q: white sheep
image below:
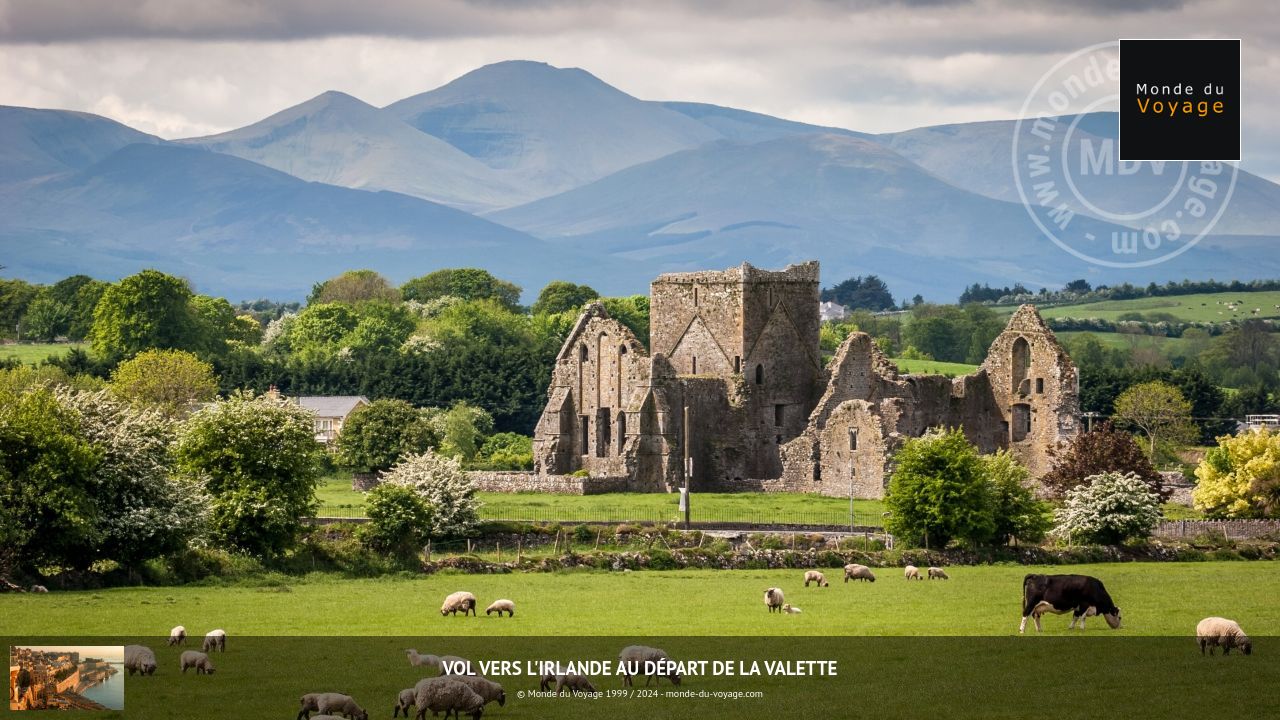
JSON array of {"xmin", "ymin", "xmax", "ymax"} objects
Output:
[
  {"xmin": 123, "ymin": 645, "xmax": 157, "ymax": 676},
  {"xmin": 179, "ymin": 650, "xmax": 215, "ymax": 675},
  {"xmin": 168, "ymin": 625, "xmax": 187, "ymax": 646},
  {"xmin": 904, "ymin": 565, "xmax": 923, "ymax": 581},
  {"xmin": 764, "ymin": 587, "xmax": 785, "ymax": 613},
  {"xmin": 30, "ymin": 584, "xmax": 48, "ymax": 593},
  {"xmin": 803, "ymin": 571, "xmax": 829, "ymax": 587},
  {"xmin": 202, "ymin": 629, "xmax": 226, "ymax": 653},
  {"xmin": 555, "ymin": 674, "xmax": 597, "ymax": 696},
  {"xmin": 928, "ymin": 567, "xmax": 949, "ymax": 580},
  {"xmin": 618, "ymin": 645, "xmax": 682, "ymax": 687},
  {"xmin": 485, "ymin": 599, "xmax": 515, "ymax": 617},
  {"xmin": 297, "ymin": 692, "xmax": 369, "ymax": 720},
  {"xmin": 405, "ymin": 649, "xmax": 442, "ymax": 670},
  {"xmin": 782, "ymin": 604, "xmax": 802, "ymax": 614},
  {"xmin": 393, "ymin": 688, "xmax": 416, "ymax": 718},
  {"xmin": 843, "ymin": 564, "xmax": 876, "ymax": 583},
  {"xmin": 1196, "ymin": 617, "xmax": 1253, "ymax": 656},
  {"xmin": 445, "ymin": 675, "xmax": 506, "ymax": 707},
  {"xmin": 413, "ymin": 677, "xmax": 486, "ymax": 720},
  {"xmin": 441, "ymin": 591, "xmax": 478, "ymax": 617},
  {"xmin": 539, "ymin": 662, "xmax": 571, "ymax": 691}
]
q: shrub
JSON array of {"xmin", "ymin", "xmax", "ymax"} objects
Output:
[
  {"xmin": 379, "ymin": 451, "xmax": 481, "ymax": 539},
  {"xmin": 473, "ymin": 432, "xmax": 534, "ymax": 470},
  {"xmin": 360, "ymin": 484, "xmax": 433, "ymax": 559},
  {"xmin": 885, "ymin": 429, "xmax": 994, "ymax": 547},
  {"xmin": 1053, "ymin": 472, "xmax": 1162, "ymax": 545},
  {"xmin": 983, "ymin": 450, "xmax": 1051, "ymax": 544},
  {"xmin": 1042, "ymin": 422, "xmax": 1164, "ymax": 498},
  {"xmin": 1193, "ymin": 429, "xmax": 1280, "ymax": 518},
  {"xmin": 334, "ymin": 399, "xmax": 437, "ymax": 473}
]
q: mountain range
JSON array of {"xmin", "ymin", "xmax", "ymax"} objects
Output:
[{"xmin": 2, "ymin": 60, "xmax": 1277, "ymax": 301}]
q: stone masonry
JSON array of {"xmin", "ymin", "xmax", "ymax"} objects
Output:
[{"xmin": 532, "ymin": 262, "xmax": 1079, "ymax": 498}]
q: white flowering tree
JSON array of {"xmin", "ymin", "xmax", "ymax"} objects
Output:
[
  {"xmin": 379, "ymin": 451, "xmax": 481, "ymax": 538},
  {"xmin": 1053, "ymin": 471, "xmax": 1162, "ymax": 545}
]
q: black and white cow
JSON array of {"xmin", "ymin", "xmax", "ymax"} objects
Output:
[{"xmin": 1020, "ymin": 574, "xmax": 1121, "ymax": 633}]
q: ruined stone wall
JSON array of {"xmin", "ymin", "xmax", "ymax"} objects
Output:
[
  {"xmin": 466, "ymin": 471, "xmax": 629, "ymax": 495},
  {"xmin": 651, "ymin": 267, "xmax": 747, "ymax": 369}
]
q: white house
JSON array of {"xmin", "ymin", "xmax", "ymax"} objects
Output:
[{"xmin": 294, "ymin": 396, "xmax": 369, "ymax": 443}]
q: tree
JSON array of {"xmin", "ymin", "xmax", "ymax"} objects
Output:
[
  {"xmin": 334, "ymin": 399, "xmax": 438, "ymax": 473},
  {"xmin": 110, "ymin": 349, "xmax": 218, "ymax": 417},
  {"xmin": 360, "ymin": 483, "xmax": 433, "ymax": 559},
  {"xmin": 378, "ymin": 451, "xmax": 481, "ymax": 538},
  {"xmin": 983, "ymin": 450, "xmax": 1051, "ymax": 544},
  {"xmin": 309, "ymin": 270, "xmax": 400, "ymax": 305},
  {"xmin": 1041, "ymin": 422, "xmax": 1164, "ymax": 498},
  {"xmin": 1113, "ymin": 381, "xmax": 1198, "ymax": 458},
  {"xmin": 474, "ymin": 432, "xmax": 534, "ymax": 470},
  {"xmin": 90, "ymin": 269, "xmax": 197, "ymax": 359},
  {"xmin": 532, "ymin": 281, "xmax": 600, "ymax": 315},
  {"xmin": 1053, "ymin": 472, "xmax": 1161, "ymax": 545},
  {"xmin": 21, "ymin": 293, "xmax": 72, "ymax": 342},
  {"xmin": 1193, "ymin": 430, "xmax": 1280, "ymax": 518},
  {"xmin": 400, "ymin": 268, "xmax": 522, "ymax": 311},
  {"xmin": 285, "ymin": 303, "xmax": 358, "ymax": 354},
  {"xmin": 600, "ymin": 295, "xmax": 650, "ymax": 348},
  {"xmin": 430, "ymin": 402, "xmax": 494, "ymax": 463},
  {"xmin": 0, "ymin": 278, "xmax": 38, "ymax": 341},
  {"xmin": 884, "ymin": 429, "xmax": 995, "ymax": 547},
  {"xmin": 174, "ymin": 391, "xmax": 321, "ymax": 557},
  {"xmin": 1064, "ymin": 279, "xmax": 1092, "ymax": 293},
  {"xmin": 820, "ymin": 275, "xmax": 895, "ymax": 311}
]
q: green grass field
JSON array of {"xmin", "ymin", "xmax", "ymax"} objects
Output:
[
  {"xmin": 5, "ymin": 563, "xmax": 1274, "ymax": 719},
  {"xmin": 1010, "ymin": 291, "xmax": 1280, "ymax": 323},
  {"xmin": 1057, "ymin": 330, "xmax": 1193, "ymax": 354},
  {"xmin": 0, "ymin": 341, "xmax": 85, "ymax": 364},
  {"xmin": 889, "ymin": 357, "xmax": 980, "ymax": 376}
]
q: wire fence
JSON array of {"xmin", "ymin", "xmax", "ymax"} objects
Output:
[{"xmin": 312, "ymin": 504, "xmax": 887, "ymax": 530}]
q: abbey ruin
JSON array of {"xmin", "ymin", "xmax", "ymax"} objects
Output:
[{"xmin": 531, "ymin": 262, "xmax": 1079, "ymax": 498}]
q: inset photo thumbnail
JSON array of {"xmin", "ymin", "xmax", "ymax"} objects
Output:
[{"xmin": 9, "ymin": 646, "xmax": 124, "ymax": 711}]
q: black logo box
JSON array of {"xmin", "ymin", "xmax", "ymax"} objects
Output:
[{"xmin": 1120, "ymin": 39, "xmax": 1240, "ymax": 162}]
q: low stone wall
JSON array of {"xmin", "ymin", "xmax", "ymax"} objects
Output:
[
  {"xmin": 465, "ymin": 471, "xmax": 629, "ymax": 495},
  {"xmin": 1155, "ymin": 519, "xmax": 1280, "ymax": 540}
]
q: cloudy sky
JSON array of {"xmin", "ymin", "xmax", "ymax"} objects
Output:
[{"xmin": 2, "ymin": 0, "xmax": 1276, "ymax": 178}]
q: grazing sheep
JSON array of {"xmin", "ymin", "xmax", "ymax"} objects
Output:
[
  {"xmin": 485, "ymin": 599, "xmax": 515, "ymax": 617},
  {"xmin": 904, "ymin": 565, "xmax": 923, "ymax": 581},
  {"xmin": 803, "ymin": 571, "xmax": 829, "ymax": 587},
  {"xmin": 393, "ymin": 688, "xmax": 417, "ymax": 718},
  {"xmin": 298, "ymin": 692, "xmax": 369, "ymax": 720},
  {"xmin": 202, "ymin": 629, "xmax": 226, "ymax": 653},
  {"xmin": 618, "ymin": 645, "xmax": 682, "ymax": 687},
  {"xmin": 1196, "ymin": 617, "xmax": 1253, "ymax": 656},
  {"xmin": 441, "ymin": 591, "xmax": 478, "ymax": 617},
  {"xmin": 30, "ymin": 585, "xmax": 48, "ymax": 593},
  {"xmin": 540, "ymin": 662, "xmax": 572, "ymax": 691},
  {"xmin": 928, "ymin": 567, "xmax": 949, "ymax": 580},
  {"xmin": 555, "ymin": 674, "xmax": 597, "ymax": 696},
  {"xmin": 782, "ymin": 604, "xmax": 802, "ymax": 614},
  {"xmin": 123, "ymin": 645, "xmax": 157, "ymax": 676},
  {"xmin": 445, "ymin": 675, "xmax": 506, "ymax": 708},
  {"xmin": 764, "ymin": 587, "xmax": 785, "ymax": 613},
  {"xmin": 168, "ymin": 625, "xmax": 187, "ymax": 646},
  {"xmin": 843, "ymin": 564, "xmax": 876, "ymax": 583},
  {"xmin": 179, "ymin": 650, "xmax": 215, "ymax": 675},
  {"xmin": 406, "ymin": 649, "xmax": 442, "ymax": 670},
  {"xmin": 413, "ymin": 677, "xmax": 486, "ymax": 720}
]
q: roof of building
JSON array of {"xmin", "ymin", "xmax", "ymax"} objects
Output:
[{"xmin": 294, "ymin": 396, "xmax": 369, "ymax": 418}]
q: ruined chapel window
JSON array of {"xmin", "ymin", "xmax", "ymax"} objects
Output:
[
  {"xmin": 692, "ymin": 356, "xmax": 698, "ymax": 374},
  {"xmin": 619, "ymin": 345, "xmax": 627, "ymax": 355},
  {"xmin": 1036, "ymin": 378, "xmax": 1044, "ymax": 394},
  {"xmin": 1011, "ymin": 337, "xmax": 1030, "ymax": 393},
  {"xmin": 579, "ymin": 415, "xmax": 590, "ymax": 455},
  {"xmin": 734, "ymin": 356, "xmax": 741, "ymax": 373},
  {"xmin": 849, "ymin": 428, "xmax": 858, "ymax": 451},
  {"xmin": 580, "ymin": 344, "xmax": 589, "ymax": 362},
  {"xmin": 693, "ymin": 285, "xmax": 699, "ymax": 307},
  {"xmin": 774, "ymin": 404, "xmax": 785, "ymax": 426},
  {"xmin": 755, "ymin": 364, "xmax": 764, "ymax": 385},
  {"xmin": 617, "ymin": 412, "xmax": 627, "ymax": 452}
]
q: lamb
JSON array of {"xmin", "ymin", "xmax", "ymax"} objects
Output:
[
  {"xmin": 803, "ymin": 571, "xmax": 829, "ymax": 587},
  {"xmin": 202, "ymin": 629, "xmax": 226, "ymax": 653},
  {"xmin": 406, "ymin": 649, "xmax": 442, "ymax": 670},
  {"xmin": 485, "ymin": 599, "xmax": 515, "ymax": 617},
  {"xmin": 555, "ymin": 674, "xmax": 597, "ymax": 696},
  {"xmin": 441, "ymin": 591, "xmax": 478, "ymax": 617},
  {"xmin": 413, "ymin": 677, "xmax": 486, "ymax": 720},
  {"xmin": 297, "ymin": 692, "xmax": 369, "ymax": 720},
  {"xmin": 168, "ymin": 625, "xmax": 187, "ymax": 646},
  {"xmin": 843, "ymin": 564, "xmax": 876, "ymax": 583},
  {"xmin": 123, "ymin": 645, "xmax": 157, "ymax": 676},
  {"xmin": 904, "ymin": 565, "xmax": 923, "ymax": 581},
  {"xmin": 782, "ymin": 604, "xmax": 802, "ymax": 614},
  {"xmin": 179, "ymin": 650, "xmax": 215, "ymax": 675},
  {"xmin": 444, "ymin": 675, "xmax": 506, "ymax": 708},
  {"xmin": 928, "ymin": 567, "xmax": 950, "ymax": 580},
  {"xmin": 618, "ymin": 645, "xmax": 682, "ymax": 687},
  {"xmin": 393, "ymin": 688, "xmax": 417, "ymax": 718},
  {"xmin": 1196, "ymin": 617, "xmax": 1253, "ymax": 656}
]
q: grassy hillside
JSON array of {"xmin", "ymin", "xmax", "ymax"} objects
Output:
[
  {"xmin": 1003, "ymin": 291, "xmax": 1280, "ymax": 323},
  {"xmin": 0, "ymin": 341, "xmax": 85, "ymax": 364},
  {"xmin": 1056, "ymin": 331, "xmax": 1193, "ymax": 353},
  {"xmin": 890, "ymin": 357, "xmax": 979, "ymax": 376}
]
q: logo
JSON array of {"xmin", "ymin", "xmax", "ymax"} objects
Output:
[{"xmin": 1012, "ymin": 41, "xmax": 1237, "ymax": 268}]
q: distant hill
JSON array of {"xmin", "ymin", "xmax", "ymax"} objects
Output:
[{"xmin": 0, "ymin": 106, "xmax": 160, "ymax": 184}]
